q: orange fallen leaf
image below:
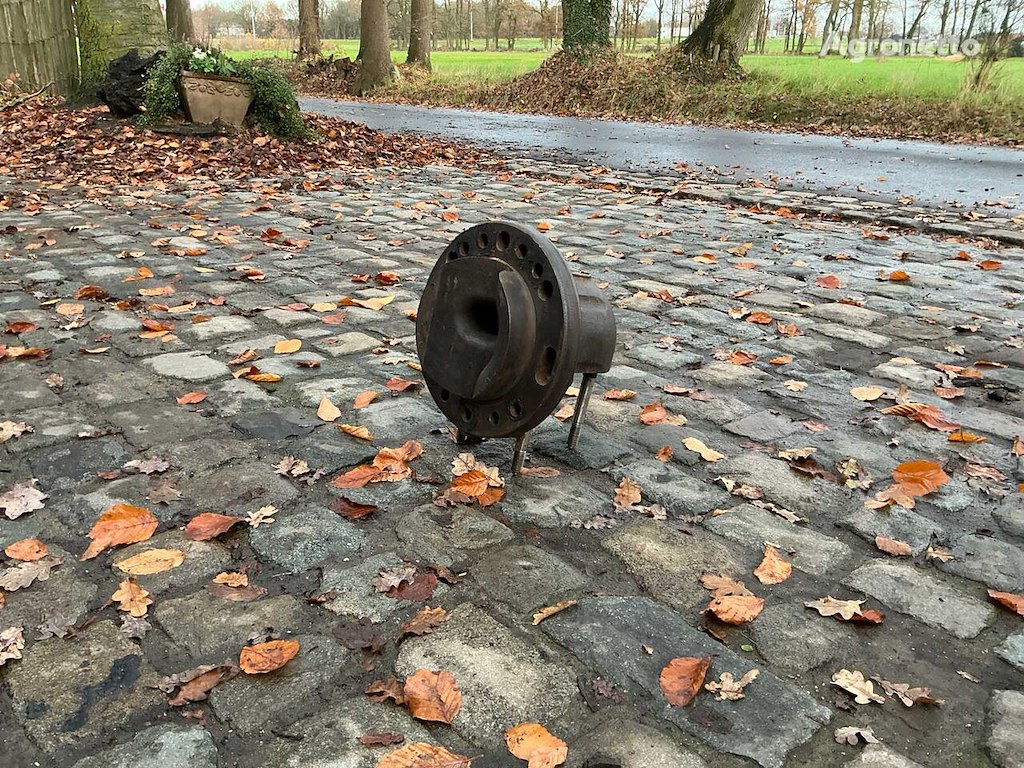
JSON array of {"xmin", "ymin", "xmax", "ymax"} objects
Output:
[
  {"xmin": 403, "ymin": 669, "xmax": 462, "ymax": 725},
  {"xmin": 978, "ymin": 259, "xmax": 1002, "ymax": 271},
  {"xmin": 988, "ymin": 589, "xmax": 1024, "ymax": 616},
  {"xmin": 317, "ymin": 396, "xmax": 342, "ymax": 422},
  {"xmin": 273, "ymin": 339, "xmax": 302, "ymax": 354},
  {"xmin": 176, "ymin": 391, "xmax": 207, "ymax": 405},
  {"xmin": 707, "ymin": 594, "xmax": 765, "ymax": 624},
  {"xmin": 660, "ymin": 656, "xmax": 711, "ymax": 707},
  {"xmin": 239, "ymin": 639, "xmax": 300, "ymax": 674},
  {"xmin": 4, "ymin": 538, "xmax": 48, "ymax": 561},
  {"xmin": 891, "ymin": 459, "xmax": 950, "ymax": 496},
  {"xmin": 603, "ymin": 389, "xmax": 637, "ymax": 401},
  {"xmin": 376, "ymin": 743, "xmax": 472, "ymax": 768},
  {"xmin": 816, "ymin": 275, "xmax": 842, "ymax": 289},
  {"xmin": 882, "ymin": 403, "xmax": 959, "ymax": 432},
  {"xmin": 639, "ymin": 401, "xmax": 668, "ymax": 425},
  {"xmin": 746, "ymin": 311, "xmax": 773, "ymax": 324},
  {"xmin": 183, "ymin": 512, "xmax": 246, "ymax": 541},
  {"xmin": 655, "ymin": 445, "xmax": 673, "ymax": 462},
  {"xmin": 769, "ymin": 354, "xmax": 794, "ymax": 365},
  {"xmin": 753, "ymin": 545, "xmax": 792, "ymax": 585},
  {"xmin": 875, "ymin": 536, "xmax": 913, "ymax": 557},
  {"xmin": 339, "ymin": 424, "xmax": 373, "ymax": 441},
  {"xmin": 354, "ymin": 390, "xmax": 380, "ymax": 409},
  {"xmin": 111, "ymin": 577, "xmax": 153, "ymax": 617},
  {"xmin": 948, "ymin": 430, "xmax": 987, "ymax": 443},
  {"xmin": 81, "ymin": 504, "xmax": 159, "ymax": 560},
  {"xmin": 505, "ymin": 722, "xmax": 568, "ymax": 768},
  {"xmin": 532, "ymin": 600, "xmax": 578, "ymax": 626}
]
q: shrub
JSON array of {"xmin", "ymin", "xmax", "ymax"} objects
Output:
[{"xmin": 143, "ymin": 44, "xmax": 313, "ymax": 140}]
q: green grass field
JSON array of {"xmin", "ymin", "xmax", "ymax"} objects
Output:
[{"xmin": 221, "ymin": 36, "xmax": 1024, "ymax": 100}]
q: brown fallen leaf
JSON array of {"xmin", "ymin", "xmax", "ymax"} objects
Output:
[
  {"xmin": 183, "ymin": 512, "xmax": 246, "ymax": 541},
  {"xmin": 0, "ymin": 556, "xmax": 62, "ymax": 591},
  {"xmin": 0, "ymin": 421, "xmax": 32, "ymax": 443},
  {"xmin": 206, "ymin": 582, "xmax": 268, "ymax": 602},
  {"xmin": 705, "ymin": 668, "xmax": 760, "ymax": 700},
  {"xmin": 112, "ymin": 577, "xmax": 153, "ymax": 618},
  {"xmin": 753, "ymin": 545, "xmax": 792, "ymax": 585},
  {"xmin": 330, "ymin": 497, "xmax": 379, "ymax": 520},
  {"xmin": 660, "ymin": 656, "xmax": 711, "ymax": 707},
  {"xmin": 340, "ymin": 296, "xmax": 395, "ymax": 311},
  {"xmin": 850, "ymin": 386, "xmax": 884, "ymax": 402},
  {"xmin": 0, "ymin": 627, "xmax": 25, "ymax": 667},
  {"xmin": 0, "ymin": 479, "xmax": 47, "ymax": 520},
  {"xmin": 403, "ymin": 669, "xmax": 462, "ymax": 725},
  {"xmin": 160, "ymin": 663, "xmax": 239, "ymax": 706},
  {"xmin": 358, "ymin": 731, "xmax": 405, "ymax": 747},
  {"xmin": 213, "ymin": 571, "xmax": 248, "ymax": 587},
  {"xmin": 376, "ymin": 743, "xmax": 471, "ymax": 768},
  {"xmin": 3, "ymin": 538, "xmax": 48, "ymax": 562},
  {"xmin": 339, "ymin": 424, "xmax": 374, "ymax": 441},
  {"xmin": 655, "ymin": 445, "xmax": 674, "ymax": 462},
  {"xmin": 988, "ymin": 589, "xmax": 1024, "ymax": 616},
  {"xmin": 834, "ymin": 726, "xmax": 879, "ymax": 746},
  {"xmin": 707, "ymin": 594, "xmax": 765, "ymax": 625},
  {"xmin": 805, "ymin": 596, "xmax": 885, "ymax": 624},
  {"xmin": 874, "ymin": 536, "xmax": 913, "ymax": 557},
  {"xmin": 832, "ymin": 668, "xmax": 886, "ymax": 704},
  {"xmin": 354, "ymin": 390, "xmax": 380, "ymax": 409},
  {"xmin": 239, "ymin": 639, "xmax": 300, "ymax": 674},
  {"xmin": 115, "ymin": 548, "xmax": 185, "ymax": 575},
  {"xmin": 532, "ymin": 600, "xmax": 578, "ymax": 626},
  {"xmin": 881, "ymin": 403, "xmax": 959, "ymax": 433},
  {"xmin": 613, "ymin": 478, "xmax": 642, "ymax": 510},
  {"xmin": 639, "ymin": 401, "xmax": 669, "ymax": 425},
  {"xmin": 873, "ymin": 676, "xmax": 944, "ymax": 707},
  {"xmin": 398, "ymin": 606, "xmax": 449, "ymax": 642},
  {"xmin": 505, "ymin": 722, "xmax": 568, "ymax": 768},
  {"xmin": 603, "ymin": 389, "xmax": 637, "ymax": 401},
  {"xmin": 81, "ymin": 504, "xmax": 159, "ymax": 560},
  {"xmin": 176, "ymin": 391, "xmax": 208, "ymax": 405},
  {"xmin": 365, "ymin": 677, "xmax": 405, "ymax": 705}
]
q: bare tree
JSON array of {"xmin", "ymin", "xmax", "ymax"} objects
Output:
[
  {"xmin": 297, "ymin": 0, "xmax": 321, "ymax": 58},
  {"xmin": 654, "ymin": 0, "xmax": 667, "ymax": 45},
  {"xmin": 167, "ymin": 0, "xmax": 197, "ymax": 42},
  {"xmin": 354, "ymin": 0, "xmax": 393, "ymax": 93},
  {"xmin": 407, "ymin": 0, "xmax": 432, "ymax": 66}
]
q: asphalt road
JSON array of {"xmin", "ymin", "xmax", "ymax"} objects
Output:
[{"xmin": 301, "ymin": 97, "xmax": 1024, "ymax": 214}]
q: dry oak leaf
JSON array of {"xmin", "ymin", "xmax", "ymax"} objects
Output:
[
  {"xmin": 988, "ymin": 589, "xmax": 1024, "ymax": 617},
  {"xmin": 375, "ymin": 743, "xmax": 472, "ymax": 768},
  {"xmin": 613, "ymin": 478, "xmax": 642, "ymax": 510},
  {"xmin": 682, "ymin": 437, "xmax": 726, "ymax": 462},
  {"xmin": 0, "ymin": 421, "xmax": 32, "ymax": 443},
  {"xmin": 366, "ymin": 677, "xmax": 406, "ymax": 705},
  {"xmin": 753, "ymin": 545, "xmax": 792, "ymax": 585},
  {"xmin": 399, "ymin": 606, "xmax": 449, "ymax": 642},
  {"xmin": 1, "ymin": 480, "xmax": 47, "ymax": 520},
  {"xmin": 274, "ymin": 339, "xmax": 302, "ymax": 354},
  {"xmin": 0, "ymin": 556, "xmax": 62, "ymax": 591},
  {"xmin": 4, "ymin": 538, "xmax": 48, "ymax": 562},
  {"xmin": 81, "ymin": 504, "xmax": 159, "ymax": 560},
  {"xmin": 881, "ymin": 403, "xmax": 959, "ymax": 433},
  {"xmin": 834, "ymin": 726, "xmax": 879, "ymax": 746},
  {"xmin": 660, "ymin": 656, "xmax": 711, "ymax": 707},
  {"xmin": 339, "ymin": 424, "xmax": 374, "ymax": 441},
  {"xmin": 115, "ymin": 548, "xmax": 185, "ymax": 575},
  {"xmin": 317, "ymin": 396, "xmax": 342, "ymax": 422},
  {"xmin": 805, "ymin": 596, "xmax": 884, "ymax": 624},
  {"xmin": 161, "ymin": 663, "xmax": 239, "ymax": 706},
  {"xmin": 112, "ymin": 577, "xmax": 153, "ymax": 617},
  {"xmin": 0, "ymin": 627, "xmax": 26, "ymax": 667},
  {"xmin": 403, "ymin": 669, "xmax": 462, "ymax": 725},
  {"xmin": 705, "ymin": 668, "xmax": 760, "ymax": 701},
  {"xmin": 505, "ymin": 722, "xmax": 568, "ymax": 768},
  {"xmin": 240, "ymin": 639, "xmax": 300, "ymax": 674},
  {"xmin": 532, "ymin": 600, "xmax": 578, "ymax": 626},
  {"xmin": 873, "ymin": 677, "xmax": 944, "ymax": 707},
  {"xmin": 184, "ymin": 513, "xmax": 245, "ymax": 541},
  {"xmin": 214, "ymin": 571, "xmax": 249, "ymax": 587},
  {"xmin": 832, "ymin": 669, "xmax": 886, "ymax": 704},
  {"xmin": 874, "ymin": 536, "xmax": 913, "ymax": 557},
  {"xmin": 603, "ymin": 389, "xmax": 637, "ymax": 401},
  {"xmin": 850, "ymin": 386, "xmax": 884, "ymax": 402}
]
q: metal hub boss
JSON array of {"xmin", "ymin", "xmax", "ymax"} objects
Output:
[{"xmin": 416, "ymin": 221, "xmax": 616, "ymax": 472}]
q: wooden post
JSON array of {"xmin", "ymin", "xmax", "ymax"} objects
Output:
[{"xmin": 0, "ymin": 0, "xmax": 79, "ymax": 95}]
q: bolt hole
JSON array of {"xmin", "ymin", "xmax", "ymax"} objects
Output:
[
  {"xmin": 488, "ymin": 411, "xmax": 500, "ymax": 425},
  {"xmin": 440, "ymin": 389, "xmax": 450, "ymax": 401},
  {"xmin": 458, "ymin": 241, "xmax": 470, "ymax": 256},
  {"xmin": 538, "ymin": 280, "xmax": 554, "ymax": 300},
  {"xmin": 496, "ymin": 231, "xmax": 510, "ymax": 251},
  {"xmin": 446, "ymin": 250, "xmax": 458, "ymax": 262},
  {"xmin": 532, "ymin": 263, "xmax": 544, "ymax": 279},
  {"xmin": 477, "ymin": 232, "xmax": 490, "ymax": 249},
  {"xmin": 515, "ymin": 243, "xmax": 528, "ymax": 260},
  {"xmin": 536, "ymin": 346, "xmax": 556, "ymax": 386},
  {"xmin": 462, "ymin": 406, "xmax": 474, "ymax": 422},
  {"xmin": 509, "ymin": 401, "xmax": 523, "ymax": 420}
]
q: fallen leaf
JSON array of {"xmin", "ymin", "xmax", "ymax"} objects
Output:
[
  {"xmin": 978, "ymin": 259, "xmax": 1002, "ymax": 270},
  {"xmin": 0, "ymin": 556, "xmax": 62, "ymax": 591},
  {"xmin": 339, "ymin": 424, "xmax": 374, "ymax": 441},
  {"xmin": 707, "ymin": 594, "xmax": 765, "ymax": 624},
  {"xmin": 948, "ymin": 430, "xmax": 988, "ymax": 443},
  {"xmin": 365, "ymin": 677, "xmax": 405, "ymax": 705},
  {"xmin": 873, "ymin": 676, "xmax": 944, "ymax": 707},
  {"xmin": 505, "ymin": 722, "xmax": 568, "ymax": 768},
  {"xmin": 111, "ymin": 577, "xmax": 153, "ymax": 617},
  {"xmin": 874, "ymin": 536, "xmax": 913, "ymax": 557},
  {"xmin": 532, "ymin": 600, "xmax": 578, "ymax": 626},
  {"xmin": 988, "ymin": 589, "xmax": 1024, "ymax": 616},
  {"xmin": 115, "ymin": 548, "xmax": 185, "ymax": 575},
  {"xmin": 882, "ymin": 403, "xmax": 959, "ymax": 432},
  {"xmin": 926, "ymin": 546, "xmax": 955, "ymax": 563},
  {"xmin": 784, "ymin": 380, "xmax": 807, "ymax": 392},
  {"xmin": 206, "ymin": 582, "xmax": 268, "ymax": 602},
  {"xmin": 753, "ymin": 545, "xmax": 792, "ymax": 585},
  {"xmin": 660, "ymin": 656, "xmax": 711, "ymax": 707},
  {"xmin": 317, "ymin": 395, "xmax": 342, "ymax": 422},
  {"xmin": 339, "ymin": 295, "xmax": 394, "ymax": 311},
  {"xmin": 892, "ymin": 459, "xmax": 950, "ymax": 496},
  {"xmin": 274, "ymin": 339, "xmax": 302, "ymax": 354},
  {"xmin": 403, "ymin": 669, "xmax": 462, "ymax": 725},
  {"xmin": 850, "ymin": 386, "xmax": 884, "ymax": 402},
  {"xmin": 0, "ymin": 421, "xmax": 32, "ymax": 443},
  {"xmin": 0, "ymin": 479, "xmax": 47, "ymax": 520},
  {"xmin": 161, "ymin": 663, "xmax": 239, "ymax": 706},
  {"xmin": 832, "ymin": 668, "xmax": 885, "ymax": 704},
  {"xmin": 376, "ymin": 743, "xmax": 471, "ymax": 768},
  {"xmin": 704, "ymin": 668, "xmax": 759, "ymax": 700},
  {"xmin": 330, "ymin": 497, "xmax": 379, "ymax": 520},
  {"xmin": 603, "ymin": 389, "xmax": 637, "ymax": 401},
  {"xmin": 247, "ymin": 505, "xmax": 276, "ymax": 528},
  {"xmin": 4, "ymin": 538, "xmax": 47, "ymax": 561},
  {"xmin": 805, "ymin": 596, "xmax": 884, "ymax": 623},
  {"xmin": 239, "ymin": 639, "xmax": 300, "ymax": 674},
  {"xmin": 834, "ymin": 726, "xmax": 879, "ymax": 746},
  {"xmin": 639, "ymin": 401, "xmax": 668, "ymax": 425},
  {"xmin": 354, "ymin": 390, "xmax": 380, "ymax": 409},
  {"xmin": 613, "ymin": 478, "xmax": 642, "ymax": 510},
  {"xmin": 358, "ymin": 731, "xmax": 405, "ymax": 747},
  {"xmin": 81, "ymin": 504, "xmax": 159, "ymax": 560},
  {"xmin": 0, "ymin": 627, "xmax": 26, "ymax": 667},
  {"xmin": 682, "ymin": 437, "xmax": 726, "ymax": 462},
  {"xmin": 176, "ymin": 391, "xmax": 207, "ymax": 405},
  {"xmin": 213, "ymin": 571, "xmax": 248, "ymax": 587},
  {"xmin": 816, "ymin": 275, "xmax": 842, "ymax": 289},
  {"xmin": 398, "ymin": 606, "xmax": 449, "ymax": 642},
  {"xmin": 183, "ymin": 512, "xmax": 246, "ymax": 541}
]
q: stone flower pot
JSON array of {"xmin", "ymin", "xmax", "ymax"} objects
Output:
[{"xmin": 179, "ymin": 71, "xmax": 253, "ymax": 128}]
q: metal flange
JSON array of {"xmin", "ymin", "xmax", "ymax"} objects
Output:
[{"xmin": 416, "ymin": 221, "xmax": 616, "ymax": 470}]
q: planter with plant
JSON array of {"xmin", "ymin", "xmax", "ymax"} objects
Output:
[{"xmin": 144, "ymin": 45, "xmax": 312, "ymax": 139}]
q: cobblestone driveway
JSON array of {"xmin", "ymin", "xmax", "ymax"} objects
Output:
[{"xmin": 1, "ymin": 162, "xmax": 1022, "ymax": 768}]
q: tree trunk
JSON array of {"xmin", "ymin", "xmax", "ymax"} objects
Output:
[
  {"xmin": 297, "ymin": 0, "xmax": 320, "ymax": 58},
  {"xmin": 818, "ymin": 0, "xmax": 841, "ymax": 54},
  {"xmin": 679, "ymin": 0, "xmax": 760, "ymax": 71},
  {"xmin": 354, "ymin": 0, "xmax": 392, "ymax": 94},
  {"xmin": 562, "ymin": 0, "xmax": 612, "ymax": 52},
  {"xmin": 0, "ymin": 0, "xmax": 78, "ymax": 95},
  {"xmin": 75, "ymin": 0, "xmax": 166, "ymax": 93},
  {"xmin": 407, "ymin": 0, "xmax": 432, "ymax": 67},
  {"xmin": 848, "ymin": 0, "xmax": 863, "ymax": 41},
  {"xmin": 166, "ymin": 0, "xmax": 195, "ymax": 43}
]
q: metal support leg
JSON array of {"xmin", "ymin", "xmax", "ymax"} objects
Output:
[
  {"xmin": 454, "ymin": 428, "xmax": 482, "ymax": 446},
  {"xmin": 568, "ymin": 373, "xmax": 596, "ymax": 450},
  {"xmin": 511, "ymin": 432, "xmax": 529, "ymax": 475}
]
